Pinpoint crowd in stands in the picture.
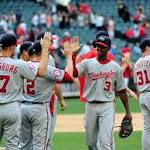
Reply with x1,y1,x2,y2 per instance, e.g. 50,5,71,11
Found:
117,0,149,42
0,0,150,86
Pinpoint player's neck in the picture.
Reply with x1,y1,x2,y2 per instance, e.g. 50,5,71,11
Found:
142,50,150,57
97,55,107,61
97,56,110,64
0,50,12,57
30,55,41,62
20,55,28,62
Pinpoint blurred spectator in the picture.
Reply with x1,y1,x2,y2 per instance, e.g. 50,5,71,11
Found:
132,42,141,54
89,10,96,28
59,14,70,29
56,0,70,13
0,15,8,32
78,2,91,15
31,12,39,27
28,28,35,42
138,22,148,39
110,44,117,58
15,8,22,25
117,0,130,22
16,23,26,38
133,24,140,38
124,27,134,39
121,7,130,22
107,16,115,39
95,13,105,31
60,31,71,45
69,5,78,27
52,13,59,28
78,42,91,55
117,0,126,17
77,13,85,27
39,11,46,28
46,12,52,29
135,2,144,13
121,43,131,56
133,9,146,24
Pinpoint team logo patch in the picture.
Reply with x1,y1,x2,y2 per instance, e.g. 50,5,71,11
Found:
53,69,63,78
28,62,36,70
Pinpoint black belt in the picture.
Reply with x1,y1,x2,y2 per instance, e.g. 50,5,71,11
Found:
140,89,150,94
88,101,108,104
21,101,44,105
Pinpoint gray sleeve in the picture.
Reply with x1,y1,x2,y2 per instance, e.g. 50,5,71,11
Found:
76,60,87,76
48,55,55,67
133,66,137,85
19,61,39,80
115,65,126,91
45,66,65,81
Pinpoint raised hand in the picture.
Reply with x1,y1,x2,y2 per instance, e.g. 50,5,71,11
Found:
70,36,80,53
122,52,131,65
63,40,72,57
41,32,52,50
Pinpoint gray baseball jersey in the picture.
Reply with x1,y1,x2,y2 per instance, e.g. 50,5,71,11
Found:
21,65,64,103
133,55,150,150
48,55,55,67
76,57,125,150
133,55,150,93
19,65,65,150
0,58,38,104
76,57,126,102
0,57,38,150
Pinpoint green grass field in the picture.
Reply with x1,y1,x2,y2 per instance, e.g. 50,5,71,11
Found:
0,97,141,149
52,132,141,150
0,132,142,150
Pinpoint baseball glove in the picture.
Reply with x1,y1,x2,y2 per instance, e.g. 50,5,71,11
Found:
119,118,133,138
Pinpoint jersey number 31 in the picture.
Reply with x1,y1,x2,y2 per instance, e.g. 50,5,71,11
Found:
136,70,150,86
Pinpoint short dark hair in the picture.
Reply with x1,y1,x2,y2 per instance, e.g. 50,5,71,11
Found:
139,38,150,53
20,41,32,54
36,32,45,40
0,33,17,48
28,41,42,57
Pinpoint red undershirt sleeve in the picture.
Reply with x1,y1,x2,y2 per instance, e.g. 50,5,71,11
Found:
72,53,78,77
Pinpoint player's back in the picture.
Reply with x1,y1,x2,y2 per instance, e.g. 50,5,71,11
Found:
0,57,38,104
22,65,64,103
134,55,150,93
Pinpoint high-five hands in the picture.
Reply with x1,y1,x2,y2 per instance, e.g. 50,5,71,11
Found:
41,32,53,51
63,37,80,57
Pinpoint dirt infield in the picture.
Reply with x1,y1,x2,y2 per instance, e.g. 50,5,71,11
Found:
55,113,142,132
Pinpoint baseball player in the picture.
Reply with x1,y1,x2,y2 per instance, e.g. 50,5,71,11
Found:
19,40,72,150
133,38,150,150
0,32,51,150
19,41,33,61
36,32,67,148
67,35,132,150
76,31,115,102
76,31,138,102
